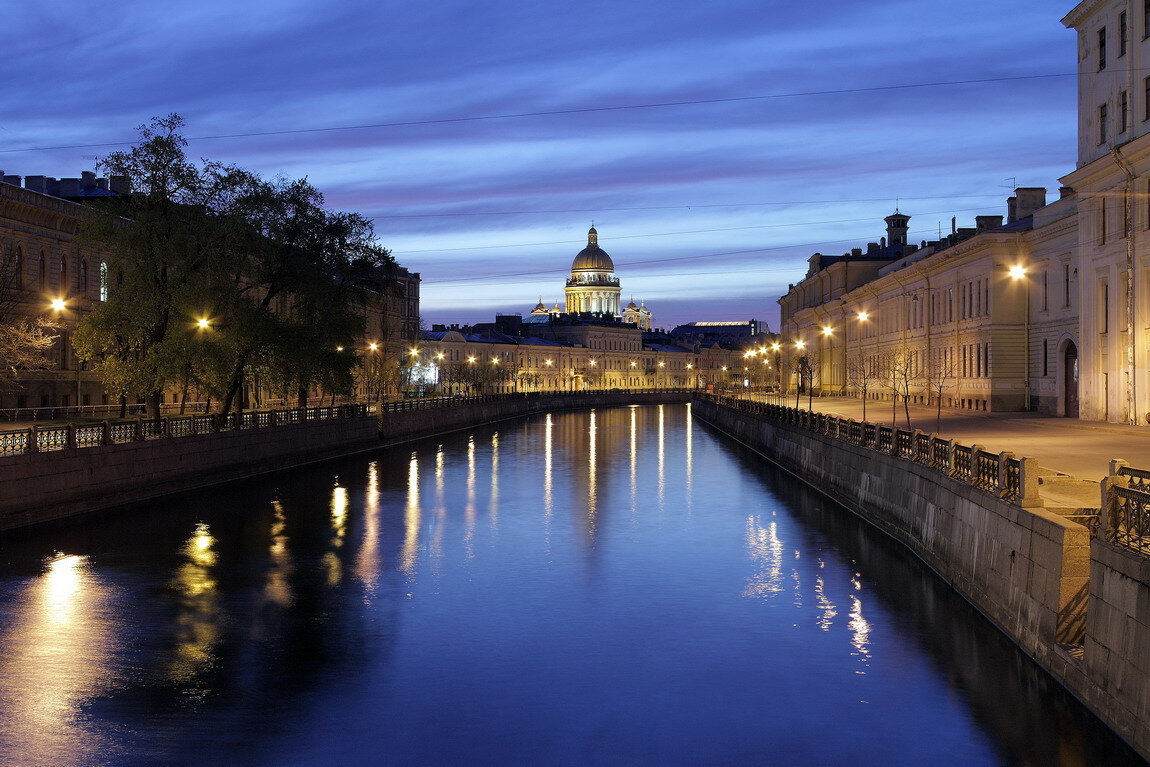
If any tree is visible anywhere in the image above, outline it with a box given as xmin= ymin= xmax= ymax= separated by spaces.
xmin=878 ymin=345 xmax=922 ymax=429
xmin=74 ymin=114 xmax=256 ymax=420
xmin=0 ymin=252 xmax=58 ymax=393
xmin=845 ymin=355 xmax=874 ymax=422
xmin=924 ymin=346 xmax=958 ymax=434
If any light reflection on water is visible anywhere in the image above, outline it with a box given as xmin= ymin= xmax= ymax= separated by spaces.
xmin=0 ymin=405 xmax=1142 ymax=767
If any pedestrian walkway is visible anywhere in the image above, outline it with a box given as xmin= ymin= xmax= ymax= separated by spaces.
xmin=743 ymin=393 xmax=1150 ymax=486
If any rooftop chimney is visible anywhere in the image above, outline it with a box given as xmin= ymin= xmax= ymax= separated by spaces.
xmin=1014 ymin=187 xmax=1047 ymax=221
xmin=57 ymin=177 xmax=80 ymax=197
xmin=1007 ymin=196 xmax=1018 ymax=224
xmin=2 ymin=175 xmax=21 ymax=187
xmin=1059 ymin=186 xmax=1075 ymax=199
xmin=23 ymin=175 xmax=47 ymax=193
xmin=80 ymin=171 xmax=97 ymax=189
xmin=975 ymin=215 xmax=1004 ymax=231
xmin=109 ymin=175 xmax=130 ymax=195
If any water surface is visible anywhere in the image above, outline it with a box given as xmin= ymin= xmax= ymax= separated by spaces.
xmin=0 ymin=404 xmax=1141 ymax=766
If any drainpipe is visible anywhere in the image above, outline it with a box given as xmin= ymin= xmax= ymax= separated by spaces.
xmin=1112 ymin=148 xmax=1138 ymax=425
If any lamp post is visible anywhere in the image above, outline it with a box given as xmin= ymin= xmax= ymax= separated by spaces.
xmin=855 ymin=311 xmax=868 ymax=421
xmin=1009 ymin=265 xmax=1030 ymax=410
xmin=821 ymin=325 xmax=834 ymax=396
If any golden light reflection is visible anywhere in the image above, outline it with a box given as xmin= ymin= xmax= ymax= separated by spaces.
xmin=814 ymin=574 xmax=837 ymax=631
xmin=657 ymin=404 xmax=666 ymax=506
xmin=0 ymin=553 xmax=117 ymax=764
xmin=685 ymin=403 xmax=694 ymax=503
xmin=587 ymin=409 xmax=598 ymax=527
xmin=629 ymin=406 xmax=638 ymax=515
xmin=432 ymin=446 xmax=446 ymax=565
xmin=401 ymin=452 xmax=421 ymax=578
xmin=324 ymin=483 xmax=349 ymax=586
xmin=544 ymin=415 xmax=554 ymax=519
xmin=266 ymin=501 xmax=293 ymax=606
xmin=849 ymin=595 xmax=873 ymax=664
xmin=465 ymin=436 xmax=477 ymax=558
xmin=488 ymin=433 xmax=500 ymax=530
xmin=355 ymin=463 xmax=382 ymax=592
xmin=169 ymin=523 xmax=221 ymax=684
xmin=742 ymin=517 xmax=784 ymax=599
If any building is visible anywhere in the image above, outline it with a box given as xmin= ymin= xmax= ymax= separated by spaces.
xmin=0 ymin=170 xmax=420 ymax=414
xmin=1062 ymin=0 xmax=1150 ymax=424
xmin=544 ymin=226 xmax=654 ymax=331
xmin=778 ymin=191 xmax=1079 ymax=414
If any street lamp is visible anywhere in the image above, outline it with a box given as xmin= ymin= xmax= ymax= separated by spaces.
xmin=1010 ymin=264 xmax=1030 ymax=410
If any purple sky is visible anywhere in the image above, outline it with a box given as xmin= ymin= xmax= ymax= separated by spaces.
xmin=1 ymin=1 xmax=1076 ymax=330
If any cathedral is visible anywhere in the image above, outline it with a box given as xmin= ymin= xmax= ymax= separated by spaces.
xmin=531 ymin=226 xmax=652 ymax=331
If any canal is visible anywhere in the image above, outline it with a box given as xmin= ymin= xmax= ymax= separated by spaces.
xmin=0 ymin=404 xmax=1143 ymax=766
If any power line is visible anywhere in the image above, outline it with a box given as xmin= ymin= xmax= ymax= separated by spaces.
xmin=370 ymin=194 xmax=1002 ymax=220
xmin=397 ymin=207 xmax=989 ymax=255
xmin=421 ymin=224 xmax=951 ymax=286
xmin=0 ymin=72 xmax=1075 ymax=155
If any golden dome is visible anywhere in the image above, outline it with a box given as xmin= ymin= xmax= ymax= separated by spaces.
xmin=571 ymin=226 xmax=614 ymax=272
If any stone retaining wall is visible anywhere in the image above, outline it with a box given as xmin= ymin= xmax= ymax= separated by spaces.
xmin=0 ymin=391 xmax=689 ymax=531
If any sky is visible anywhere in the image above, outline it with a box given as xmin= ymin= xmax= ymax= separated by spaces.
xmin=0 ymin=1 xmax=1079 ymax=331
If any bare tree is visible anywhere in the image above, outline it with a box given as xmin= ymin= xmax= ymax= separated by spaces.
xmin=878 ymin=345 xmax=923 ymax=429
xmin=0 ymin=248 xmax=59 ymax=395
xmin=845 ymin=355 xmax=874 ymax=422
xmin=923 ymin=346 xmax=958 ymax=434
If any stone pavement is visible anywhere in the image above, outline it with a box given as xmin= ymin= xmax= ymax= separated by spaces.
xmin=741 ymin=394 xmax=1150 ymax=507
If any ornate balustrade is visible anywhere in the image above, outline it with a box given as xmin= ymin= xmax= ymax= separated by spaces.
xmin=1102 ymin=461 xmax=1150 ymax=555
xmin=697 ymin=393 xmax=1044 ymax=510
xmin=0 ymin=388 xmax=691 ymax=458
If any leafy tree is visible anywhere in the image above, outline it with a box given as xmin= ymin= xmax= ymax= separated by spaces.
xmin=74 ymin=114 xmax=255 ymax=419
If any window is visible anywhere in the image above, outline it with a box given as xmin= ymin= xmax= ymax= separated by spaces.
xmin=59 ymin=255 xmax=67 ymax=292
xmin=1064 ymin=263 xmax=1072 ymax=306
xmin=1099 ymin=27 xmax=1107 ymax=70
xmin=79 ymin=259 xmax=88 ymax=293
xmin=1043 ymin=339 xmax=1049 ymax=376
xmin=1101 ymin=279 xmax=1110 ymax=334
xmin=1145 ymin=0 xmax=1150 ymax=39
xmin=13 ymin=246 xmax=22 ymax=289
xmin=38 ymin=251 xmax=46 ymax=290
xmin=1121 ymin=12 xmax=1128 ymax=56
xmin=99 ymin=262 xmax=108 ymax=302
xmin=1042 ymin=271 xmax=1049 ymax=311
xmin=1100 ymin=103 xmax=1109 ymax=144
xmin=1100 ymin=198 xmax=1108 ymax=244
xmin=1145 ymin=77 xmax=1150 ymax=121
xmin=1122 ymin=90 xmax=1129 ymax=133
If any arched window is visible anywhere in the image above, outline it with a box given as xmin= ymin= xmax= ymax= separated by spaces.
xmin=38 ymin=251 xmax=46 ymax=291
xmin=79 ymin=259 xmax=88 ymax=293
xmin=59 ymin=255 xmax=68 ymax=293
xmin=98 ymin=262 xmax=109 ymax=302
xmin=12 ymin=246 xmax=23 ymax=289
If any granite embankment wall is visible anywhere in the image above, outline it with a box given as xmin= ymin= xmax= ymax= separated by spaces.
xmin=692 ymin=397 xmax=1150 ymax=760
xmin=0 ymin=390 xmax=689 ymax=531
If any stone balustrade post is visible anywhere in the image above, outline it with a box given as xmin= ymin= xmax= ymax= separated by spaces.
xmin=1018 ymin=457 xmax=1045 ymax=508
xmin=1099 ymin=473 xmax=1129 ymax=538
xmin=998 ymin=451 xmax=1015 ymax=496
xmin=268 ymin=410 xmax=278 ymax=427
xmin=946 ymin=439 xmax=956 ymax=475
xmin=1110 ymin=458 xmax=1129 ymax=476
xmin=162 ymin=417 xmax=170 ymax=438
xmin=27 ymin=425 xmax=38 ymax=454
xmin=134 ymin=417 xmax=144 ymax=442
xmin=101 ymin=420 xmax=112 ymax=446
xmin=299 ymin=407 xmax=307 ymax=422
xmin=969 ymin=445 xmax=986 ymax=486
xmin=65 ymin=423 xmax=76 ymax=449
xmin=913 ymin=430 xmax=925 ymax=462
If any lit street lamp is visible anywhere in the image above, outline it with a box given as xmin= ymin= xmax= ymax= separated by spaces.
xmin=1010 ymin=264 xmax=1031 ymax=410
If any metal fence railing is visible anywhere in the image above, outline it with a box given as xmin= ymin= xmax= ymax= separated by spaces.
xmin=697 ymin=393 xmax=1045 ymax=511
xmin=0 ymin=388 xmax=691 ymax=458
xmin=1103 ymin=461 xmax=1150 ymax=556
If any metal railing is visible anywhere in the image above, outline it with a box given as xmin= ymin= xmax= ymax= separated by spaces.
xmin=1103 ymin=461 xmax=1150 ymax=555
xmin=697 ymin=393 xmax=1043 ymax=509
xmin=0 ymin=387 xmax=691 ymax=458
xmin=0 ymin=404 xmax=370 ymax=457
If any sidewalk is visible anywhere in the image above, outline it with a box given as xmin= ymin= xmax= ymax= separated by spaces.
xmin=744 ymin=394 xmax=1148 ymax=486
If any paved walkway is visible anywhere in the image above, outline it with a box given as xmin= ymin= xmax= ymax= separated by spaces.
xmin=742 ymin=394 xmax=1150 ymax=484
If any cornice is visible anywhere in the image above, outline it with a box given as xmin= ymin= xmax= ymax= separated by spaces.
xmin=1062 ymin=0 xmax=1110 ymax=29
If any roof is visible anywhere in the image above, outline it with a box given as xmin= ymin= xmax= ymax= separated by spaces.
xmin=571 ymin=226 xmax=614 ymax=272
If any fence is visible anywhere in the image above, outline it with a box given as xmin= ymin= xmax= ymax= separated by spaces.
xmin=698 ymin=393 xmax=1042 ymax=508
xmin=1103 ymin=460 xmax=1150 ymax=556
xmin=0 ymin=388 xmax=691 ymax=458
